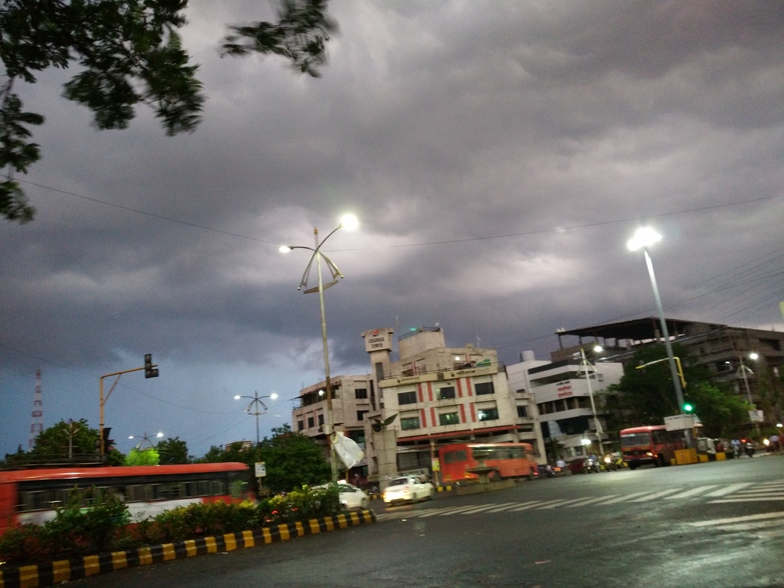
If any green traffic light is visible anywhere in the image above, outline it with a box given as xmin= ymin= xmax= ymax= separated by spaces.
xmin=683 ymin=402 xmax=694 ymax=413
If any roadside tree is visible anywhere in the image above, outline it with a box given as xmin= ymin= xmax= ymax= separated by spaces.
xmin=0 ymin=0 xmax=336 ymax=223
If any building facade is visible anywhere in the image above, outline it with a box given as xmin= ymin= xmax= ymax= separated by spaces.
xmin=554 ymin=318 xmax=784 ymax=426
xmin=507 ymin=353 xmax=623 ymax=462
xmin=292 ymin=374 xmax=375 ymax=467
xmin=361 ymin=326 xmax=545 ymax=485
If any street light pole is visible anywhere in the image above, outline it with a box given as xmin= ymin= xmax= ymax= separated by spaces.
xmin=234 ymin=392 xmax=278 ymax=446
xmin=627 ymin=228 xmax=691 ymax=447
xmin=739 ymin=353 xmax=761 ymax=440
xmin=579 ymin=347 xmax=605 ymax=457
xmin=128 ymin=431 xmax=163 ymax=450
xmin=280 ymin=214 xmax=358 ymax=482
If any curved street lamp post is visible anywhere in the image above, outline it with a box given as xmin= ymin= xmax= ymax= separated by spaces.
xmin=235 ymin=392 xmax=278 ymax=446
xmin=128 ymin=431 xmax=163 ymax=450
xmin=280 ymin=214 xmax=358 ymax=482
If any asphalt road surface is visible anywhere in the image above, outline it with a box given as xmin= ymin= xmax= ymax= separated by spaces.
xmin=73 ymin=454 xmax=784 ymax=588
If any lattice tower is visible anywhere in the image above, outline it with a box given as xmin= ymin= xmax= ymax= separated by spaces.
xmin=29 ymin=368 xmax=44 ymax=449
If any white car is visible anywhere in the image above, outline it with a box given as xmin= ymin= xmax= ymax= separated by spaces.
xmin=315 ymin=482 xmax=369 ymax=510
xmin=382 ymin=475 xmax=435 ymax=506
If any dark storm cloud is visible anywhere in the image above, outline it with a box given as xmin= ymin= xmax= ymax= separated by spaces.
xmin=2 ymin=1 xmax=782 ymax=458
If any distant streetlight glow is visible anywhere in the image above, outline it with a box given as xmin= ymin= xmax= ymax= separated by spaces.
xmin=128 ymin=431 xmax=164 ymax=450
xmin=235 ymin=392 xmax=278 ymax=446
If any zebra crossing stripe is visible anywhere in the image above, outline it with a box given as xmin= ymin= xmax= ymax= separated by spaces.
xmin=664 ymin=485 xmax=719 ymax=499
xmin=565 ymin=495 xmax=619 ymax=507
xmin=540 ymin=498 xmax=591 ymax=510
xmin=705 ymin=483 xmax=752 ymax=497
xmin=689 ymin=511 xmax=784 ymax=527
xmin=713 ymin=519 xmax=784 ymax=532
xmin=598 ymin=491 xmax=653 ymax=505
xmin=486 ymin=502 xmax=530 ymax=513
xmin=630 ymin=489 xmax=682 ymax=502
xmin=456 ymin=502 xmax=518 ymax=515
xmin=508 ymin=500 xmax=546 ymax=511
xmin=710 ymin=497 xmax=784 ymax=503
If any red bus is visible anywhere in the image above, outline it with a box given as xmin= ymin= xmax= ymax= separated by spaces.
xmin=438 ymin=442 xmax=537 ymax=483
xmin=620 ymin=426 xmax=685 ymax=469
xmin=0 ymin=462 xmax=251 ymax=536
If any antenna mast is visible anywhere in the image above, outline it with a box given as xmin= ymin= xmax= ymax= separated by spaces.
xmin=29 ymin=368 xmax=44 ymax=449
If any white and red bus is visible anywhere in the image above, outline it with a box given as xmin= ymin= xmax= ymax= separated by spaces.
xmin=620 ymin=425 xmax=685 ymax=469
xmin=0 ymin=462 xmax=251 ymax=536
xmin=438 ymin=442 xmax=537 ymax=483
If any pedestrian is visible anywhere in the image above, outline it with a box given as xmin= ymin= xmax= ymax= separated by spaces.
xmin=770 ymin=433 xmax=780 ymax=454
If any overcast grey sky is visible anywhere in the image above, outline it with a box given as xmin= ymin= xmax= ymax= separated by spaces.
xmin=2 ymin=1 xmax=783 ymax=459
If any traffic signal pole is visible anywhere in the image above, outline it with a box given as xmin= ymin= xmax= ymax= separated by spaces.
xmin=99 ymin=355 xmax=158 ymax=458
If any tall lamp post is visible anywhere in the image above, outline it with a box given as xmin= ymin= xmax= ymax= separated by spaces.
xmin=280 ymin=214 xmax=358 ymax=482
xmin=739 ymin=352 xmax=761 ymax=440
xmin=234 ymin=392 xmax=278 ymax=446
xmin=579 ymin=345 xmax=605 ymax=457
xmin=627 ymin=227 xmax=690 ymax=446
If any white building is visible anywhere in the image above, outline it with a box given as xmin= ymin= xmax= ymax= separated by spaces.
xmin=507 ymin=349 xmax=623 ymax=462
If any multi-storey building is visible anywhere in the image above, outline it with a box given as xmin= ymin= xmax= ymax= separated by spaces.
xmin=292 ymin=374 xmax=375 ymax=463
xmin=361 ymin=326 xmax=545 ymax=485
xmin=552 ymin=318 xmax=784 ymax=425
xmin=507 ymin=351 xmax=623 ymax=462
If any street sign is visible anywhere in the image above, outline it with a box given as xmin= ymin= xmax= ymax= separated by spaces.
xmin=664 ymin=414 xmax=698 ymax=431
xmin=255 ymin=462 xmax=266 ymax=477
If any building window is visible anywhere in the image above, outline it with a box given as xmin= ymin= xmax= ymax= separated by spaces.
xmin=357 ymin=410 xmax=368 ymax=421
xmin=517 ymin=406 xmax=528 ymax=418
xmin=474 ymin=382 xmax=495 ymax=396
xmin=437 ymin=386 xmax=456 ymax=400
xmin=398 ymin=391 xmax=417 ymax=405
xmin=438 ymin=412 xmax=460 ymax=426
xmin=355 ymin=388 xmax=368 ymax=399
xmin=297 ymin=420 xmax=304 ymax=431
xmin=318 ymin=414 xmax=324 ymax=426
xmin=307 ymin=416 xmax=315 ymax=428
xmin=478 ymin=406 xmax=499 ymax=421
xmin=400 ymin=416 xmax=420 ymax=430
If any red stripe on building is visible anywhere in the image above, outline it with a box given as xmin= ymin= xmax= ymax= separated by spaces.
xmin=427 ymin=382 xmax=434 ymax=402
xmin=421 ymin=408 xmax=428 ymax=428
xmin=430 ymin=407 xmax=436 ymax=428
xmin=459 ymin=403 xmax=467 ymax=423
xmin=456 ymin=379 xmax=463 ymax=398
xmin=470 ymin=403 xmax=477 ymax=422
xmin=466 ymin=378 xmax=473 ymax=396
xmin=418 ymin=383 xmax=424 ymax=403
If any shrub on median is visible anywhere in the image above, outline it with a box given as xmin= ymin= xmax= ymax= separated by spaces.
xmin=0 ymin=484 xmax=345 ymax=566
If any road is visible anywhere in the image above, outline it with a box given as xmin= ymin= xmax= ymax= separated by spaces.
xmin=73 ymin=454 xmax=784 ymax=587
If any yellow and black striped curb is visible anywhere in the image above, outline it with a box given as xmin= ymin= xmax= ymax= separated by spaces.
xmin=0 ymin=509 xmax=376 ymax=588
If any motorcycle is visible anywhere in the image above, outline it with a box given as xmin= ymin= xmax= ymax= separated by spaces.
xmin=744 ymin=442 xmax=755 ymax=458
xmin=585 ymin=457 xmax=601 ymax=473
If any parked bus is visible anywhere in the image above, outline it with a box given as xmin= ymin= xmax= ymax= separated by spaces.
xmin=0 ymin=462 xmax=251 ymax=536
xmin=620 ymin=425 xmax=685 ymax=469
xmin=438 ymin=442 xmax=537 ymax=483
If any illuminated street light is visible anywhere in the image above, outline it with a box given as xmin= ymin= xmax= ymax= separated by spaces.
xmin=128 ymin=431 xmax=163 ymax=450
xmin=627 ymin=227 xmax=689 ymax=445
xmin=234 ymin=392 xmax=278 ymax=446
xmin=576 ymin=345 xmax=605 ymax=456
xmin=280 ymin=214 xmax=358 ymax=482
xmin=738 ymin=353 xmax=761 ymax=440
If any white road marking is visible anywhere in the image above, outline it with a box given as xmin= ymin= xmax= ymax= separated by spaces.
xmin=630 ymin=489 xmax=682 ymax=502
xmin=664 ymin=485 xmax=718 ymax=499
xmin=705 ymin=483 xmax=752 ymax=497
xmin=689 ymin=511 xmax=784 ymax=527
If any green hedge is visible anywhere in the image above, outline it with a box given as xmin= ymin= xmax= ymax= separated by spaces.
xmin=0 ymin=485 xmax=341 ymax=566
